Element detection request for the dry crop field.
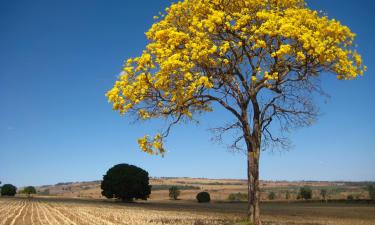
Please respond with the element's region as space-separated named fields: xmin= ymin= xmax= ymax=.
xmin=0 ymin=197 xmax=235 ymax=225
xmin=1 ymin=197 xmax=375 ymax=225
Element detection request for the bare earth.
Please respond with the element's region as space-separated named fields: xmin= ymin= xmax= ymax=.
xmin=1 ymin=197 xmax=375 ymax=225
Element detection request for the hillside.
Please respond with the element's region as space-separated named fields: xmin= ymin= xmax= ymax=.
xmin=35 ymin=177 xmax=374 ymax=201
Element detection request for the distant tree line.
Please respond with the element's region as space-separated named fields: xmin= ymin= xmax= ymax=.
xmin=152 ymin=185 xmax=200 ymax=191
xmin=100 ymin=164 xmax=213 ymax=203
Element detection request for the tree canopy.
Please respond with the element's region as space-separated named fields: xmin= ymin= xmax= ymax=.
xmin=101 ymin=164 xmax=151 ymax=201
xmin=23 ymin=186 xmax=37 ymax=196
xmin=106 ymin=0 xmax=365 ymax=155
xmin=298 ymin=186 xmax=312 ymax=200
xmin=1 ymin=184 xmax=17 ymax=196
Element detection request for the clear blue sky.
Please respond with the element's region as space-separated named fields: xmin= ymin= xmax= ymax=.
xmin=0 ymin=0 xmax=374 ymax=187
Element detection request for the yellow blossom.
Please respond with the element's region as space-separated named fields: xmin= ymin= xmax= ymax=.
xmin=106 ymin=0 xmax=365 ymax=156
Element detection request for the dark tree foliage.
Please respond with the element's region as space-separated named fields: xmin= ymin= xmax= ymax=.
xmin=298 ymin=186 xmax=312 ymax=200
xmin=228 ymin=192 xmax=248 ymax=201
xmin=23 ymin=186 xmax=37 ymax=196
xmin=347 ymin=194 xmax=354 ymax=201
xmin=168 ymin=186 xmax=180 ymax=200
xmin=268 ymin=192 xmax=276 ymax=200
xmin=101 ymin=164 xmax=151 ymax=201
xmin=368 ymin=185 xmax=375 ymax=200
xmin=1 ymin=184 xmax=17 ymax=196
xmin=285 ymin=190 xmax=290 ymax=200
xmin=320 ymin=189 xmax=328 ymax=201
xmin=196 ymin=192 xmax=210 ymax=203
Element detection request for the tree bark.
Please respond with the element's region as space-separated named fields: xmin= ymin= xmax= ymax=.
xmin=247 ymin=146 xmax=261 ymax=225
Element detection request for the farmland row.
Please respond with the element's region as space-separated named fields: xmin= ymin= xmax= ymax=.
xmin=0 ymin=198 xmax=232 ymax=225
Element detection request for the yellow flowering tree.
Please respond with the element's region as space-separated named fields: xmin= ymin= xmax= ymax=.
xmin=106 ymin=0 xmax=365 ymax=224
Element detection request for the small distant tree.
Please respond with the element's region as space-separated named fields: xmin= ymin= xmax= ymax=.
xmin=228 ymin=192 xmax=248 ymax=201
xmin=169 ymin=186 xmax=181 ymax=200
xmin=196 ymin=192 xmax=210 ymax=203
xmin=268 ymin=192 xmax=276 ymax=200
xmin=320 ymin=189 xmax=328 ymax=202
xmin=1 ymin=184 xmax=17 ymax=196
xmin=347 ymin=194 xmax=354 ymax=201
xmin=23 ymin=186 xmax=37 ymax=197
xmin=101 ymin=164 xmax=151 ymax=202
xmin=285 ymin=190 xmax=290 ymax=201
xmin=368 ymin=185 xmax=375 ymax=200
xmin=298 ymin=186 xmax=312 ymax=200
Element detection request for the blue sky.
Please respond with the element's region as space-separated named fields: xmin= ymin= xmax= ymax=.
xmin=0 ymin=0 xmax=374 ymax=187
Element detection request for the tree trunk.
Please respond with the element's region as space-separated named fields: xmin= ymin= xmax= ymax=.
xmin=247 ymin=146 xmax=261 ymax=225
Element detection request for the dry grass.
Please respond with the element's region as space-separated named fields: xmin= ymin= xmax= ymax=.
xmin=1 ymin=197 xmax=375 ymax=225
xmin=37 ymin=178 xmax=372 ymax=202
xmin=0 ymin=197 xmax=236 ymax=225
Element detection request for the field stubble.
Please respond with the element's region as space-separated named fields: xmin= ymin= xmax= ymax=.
xmin=1 ymin=197 xmax=375 ymax=225
xmin=0 ymin=197 xmax=234 ymax=225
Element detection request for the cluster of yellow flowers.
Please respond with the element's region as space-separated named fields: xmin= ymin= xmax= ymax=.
xmin=137 ymin=134 xmax=165 ymax=155
xmin=106 ymin=0 xmax=365 ymax=155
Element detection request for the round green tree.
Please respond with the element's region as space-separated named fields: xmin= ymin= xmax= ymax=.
xmin=101 ymin=164 xmax=151 ymax=201
xmin=268 ymin=192 xmax=276 ymax=200
xmin=23 ymin=186 xmax=37 ymax=196
xmin=298 ymin=186 xmax=312 ymax=200
xmin=169 ymin=186 xmax=181 ymax=200
xmin=320 ymin=189 xmax=328 ymax=202
xmin=285 ymin=190 xmax=291 ymax=200
xmin=196 ymin=192 xmax=211 ymax=203
xmin=1 ymin=184 xmax=17 ymax=196
xmin=368 ymin=185 xmax=375 ymax=200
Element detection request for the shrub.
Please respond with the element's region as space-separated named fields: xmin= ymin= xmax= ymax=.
xmin=268 ymin=192 xmax=276 ymax=200
xmin=347 ymin=194 xmax=354 ymax=201
xmin=23 ymin=186 xmax=37 ymax=196
xmin=368 ymin=185 xmax=375 ymax=200
xmin=196 ymin=192 xmax=210 ymax=203
xmin=169 ymin=186 xmax=180 ymax=200
xmin=152 ymin=185 xmax=199 ymax=191
xmin=101 ymin=163 xmax=151 ymax=201
xmin=320 ymin=189 xmax=328 ymax=201
xmin=285 ymin=190 xmax=290 ymax=200
xmin=1 ymin=184 xmax=17 ymax=196
xmin=227 ymin=192 xmax=247 ymax=201
xmin=298 ymin=186 xmax=312 ymax=200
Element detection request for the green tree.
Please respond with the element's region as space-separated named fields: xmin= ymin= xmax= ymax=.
xmin=368 ymin=185 xmax=375 ymax=200
xmin=23 ymin=186 xmax=37 ymax=197
xmin=298 ymin=186 xmax=312 ymax=200
xmin=1 ymin=184 xmax=17 ymax=196
xmin=169 ymin=186 xmax=181 ymax=200
xmin=101 ymin=164 xmax=151 ymax=202
xmin=285 ymin=190 xmax=290 ymax=201
xmin=196 ymin=192 xmax=210 ymax=203
xmin=228 ymin=192 xmax=248 ymax=201
xmin=268 ymin=192 xmax=276 ymax=200
xmin=347 ymin=194 xmax=354 ymax=201
xmin=320 ymin=189 xmax=328 ymax=202
xmin=105 ymin=1 xmax=365 ymax=224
